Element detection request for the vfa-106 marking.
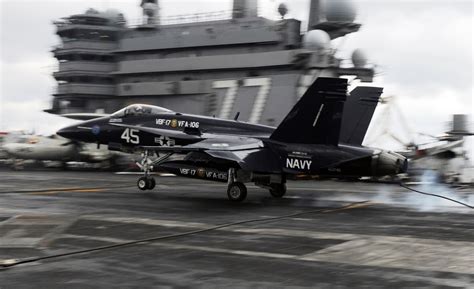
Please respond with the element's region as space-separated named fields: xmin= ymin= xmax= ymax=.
xmin=156 ymin=118 xmax=200 ymax=129
xmin=58 ymin=78 xmax=407 ymax=202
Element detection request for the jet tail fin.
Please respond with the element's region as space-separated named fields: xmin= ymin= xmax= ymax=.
xmin=270 ymin=77 xmax=347 ymax=145
xmin=339 ymin=86 xmax=383 ymax=145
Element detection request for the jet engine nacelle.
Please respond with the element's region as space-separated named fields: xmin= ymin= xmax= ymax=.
xmin=321 ymin=150 xmax=407 ymax=177
xmin=371 ymin=151 xmax=408 ymax=176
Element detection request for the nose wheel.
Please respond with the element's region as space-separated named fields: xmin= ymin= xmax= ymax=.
xmin=137 ymin=176 xmax=156 ymax=190
xmin=136 ymin=150 xmax=173 ymax=191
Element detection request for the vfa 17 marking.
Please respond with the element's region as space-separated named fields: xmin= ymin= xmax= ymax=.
xmin=180 ymin=167 xmax=227 ymax=181
xmin=156 ymin=118 xmax=200 ymax=128
xmin=121 ymin=128 xmax=140 ymax=144
xmin=286 ymin=158 xmax=312 ymax=170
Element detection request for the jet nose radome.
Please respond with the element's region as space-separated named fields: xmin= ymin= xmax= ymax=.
xmin=2 ymin=143 xmax=16 ymax=155
xmin=57 ymin=124 xmax=100 ymax=143
xmin=56 ymin=125 xmax=75 ymax=139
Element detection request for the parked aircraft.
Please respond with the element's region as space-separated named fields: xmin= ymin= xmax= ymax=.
xmin=3 ymin=134 xmax=116 ymax=169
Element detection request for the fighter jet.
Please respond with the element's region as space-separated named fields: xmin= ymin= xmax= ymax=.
xmin=2 ymin=134 xmax=117 ymax=169
xmin=58 ymin=77 xmax=407 ymax=202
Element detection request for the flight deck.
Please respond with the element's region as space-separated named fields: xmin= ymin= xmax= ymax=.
xmin=0 ymin=169 xmax=473 ymax=288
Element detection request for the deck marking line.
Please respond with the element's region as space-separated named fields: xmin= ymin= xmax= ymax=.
xmin=27 ymin=188 xmax=107 ymax=195
xmin=0 ymin=201 xmax=370 ymax=268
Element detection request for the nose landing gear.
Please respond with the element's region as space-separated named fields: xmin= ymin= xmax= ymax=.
xmin=137 ymin=176 xmax=156 ymax=190
xmin=136 ymin=150 xmax=173 ymax=191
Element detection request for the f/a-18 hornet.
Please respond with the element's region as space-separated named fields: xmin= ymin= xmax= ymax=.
xmin=58 ymin=78 xmax=407 ymax=202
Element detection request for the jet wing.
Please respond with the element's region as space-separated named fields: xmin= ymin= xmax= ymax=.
xmin=205 ymin=148 xmax=281 ymax=173
xmin=140 ymin=136 xmax=263 ymax=152
xmin=113 ymin=125 xmax=275 ymax=171
xmin=110 ymin=123 xmax=202 ymax=140
xmin=186 ymin=136 xmax=264 ymax=151
xmin=140 ymin=136 xmax=278 ymax=172
xmin=61 ymin=113 xmax=109 ymax=120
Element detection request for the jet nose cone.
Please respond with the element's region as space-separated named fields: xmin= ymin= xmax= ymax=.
xmin=57 ymin=125 xmax=75 ymax=139
xmin=58 ymin=117 xmax=107 ymax=143
xmin=2 ymin=143 xmax=15 ymax=154
xmin=57 ymin=124 xmax=99 ymax=143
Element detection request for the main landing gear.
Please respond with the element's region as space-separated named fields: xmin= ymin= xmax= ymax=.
xmin=226 ymin=181 xmax=287 ymax=202
xmin=269 ymin=183 xmax=287 ymax=198
xmin=136 ymin=150 xmax=173 ymax=191
xmin=227 ymin=168 xmax=247 ymax=202
xmin=227 ymin=182 xmax=247 ymax=202
xmin=226 ymin=169 xmax=288 ymax=202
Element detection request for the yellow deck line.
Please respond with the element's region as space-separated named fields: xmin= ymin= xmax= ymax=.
xmin=27 ymin=188 xmax=107 ymax=195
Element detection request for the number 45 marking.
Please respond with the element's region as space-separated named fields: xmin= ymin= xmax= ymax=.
xmin=121 ymin=128 xmax=140 ymax=144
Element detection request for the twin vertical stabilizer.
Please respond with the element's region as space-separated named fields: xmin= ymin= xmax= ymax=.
xmin=270 ymin=77 xmax=347 ymax=145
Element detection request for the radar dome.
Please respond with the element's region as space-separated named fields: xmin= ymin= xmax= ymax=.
xmin=351 ymin=49 xmax=368 ymax=68
xmin=303 ymin=30 xmax=331 ymax=51
xmin=324 ymin=0 xmax=357 ymax=22
xmin=143 ymin=2 xmax=158 ymax=17
xmin=85 ymin=8 xmax=99 ymax=15
xmin=102 ymin=9 xmax=126 ymax=25
xmin=278 ymin=3 xmax=288 ymax=19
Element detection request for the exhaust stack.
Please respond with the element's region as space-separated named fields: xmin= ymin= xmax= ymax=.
xmin=232 ymin=0 xmax=258 ymax=19
xmin=308 ymin=0 xmax=321 ymax=30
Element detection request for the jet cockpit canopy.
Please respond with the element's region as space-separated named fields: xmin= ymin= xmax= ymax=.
xmin=111 ymin=104 xmax=173 ymax=118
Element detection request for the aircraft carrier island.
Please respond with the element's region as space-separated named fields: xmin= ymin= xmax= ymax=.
xmin=46 ymin=0 xmax=373 ymax=127
xmin=1 ymin=0 xmax=473 ymax=288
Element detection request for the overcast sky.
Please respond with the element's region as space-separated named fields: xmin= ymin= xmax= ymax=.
xmin=0 ymin=0 xmax=472 ymax=152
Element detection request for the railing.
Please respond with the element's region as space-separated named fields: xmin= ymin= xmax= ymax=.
xmin=128 ymin=10 xmax=233 ymax=27
xmin=53 ymin=5 xmax=283 ymax=29
xmin=53 ymin=40 xmax=117 ymax=51
xmin=58 ymin=61 xmax=116 ymax=73
xmin=56 ymin=83 xmax=115 ymax=95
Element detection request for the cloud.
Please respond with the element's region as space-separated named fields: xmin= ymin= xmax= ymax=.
xmin=0 ymin=0 xmax=472 ymax=143
xmin=1 ymin=59 xmax=56 ymax=102
xmin=344 ymin=0 xmax=472 ymax=101
xmin=0 ymin=99 xmax=77 ymax=134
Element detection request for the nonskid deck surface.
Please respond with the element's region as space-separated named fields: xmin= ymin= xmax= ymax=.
xmin=0 ymin=170 xmax=473 ymax=288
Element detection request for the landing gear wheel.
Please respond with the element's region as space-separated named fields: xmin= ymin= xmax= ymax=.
xmin=269 ymin=183 xmax=286 ymax=198
xmin=137 ymin=177 xmax=148 ymax=191
xmin=227 ymin=182 xmax=247 ymax=202
xmin=147 ymin=177 xmax=156 ymax=190
xmin=137 ymin=177 xmax=156 ymax=190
